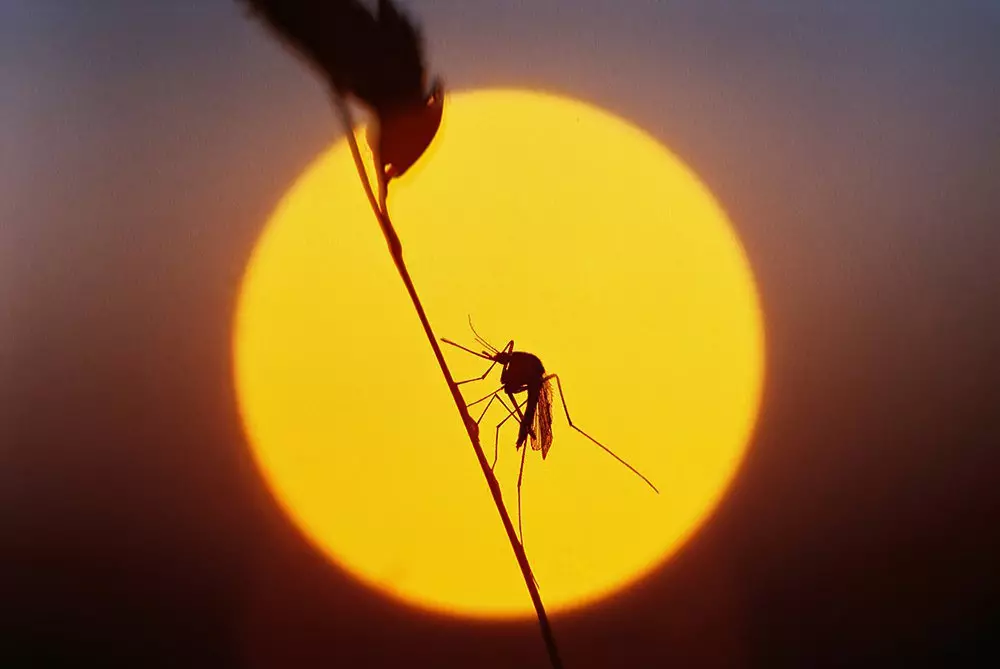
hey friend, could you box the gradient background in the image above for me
[2,1,998,666]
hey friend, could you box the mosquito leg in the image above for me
[476,390,523,425]
[507,390,538,446]
[507,392,526,421]
[460,391,517,460]
[545,374,660,494]
[466,385,504,410]
[492,397,527,470]
[455,359,499,386]
[517,442,527,546]
[494,394,525,419]
[474,392,500,424]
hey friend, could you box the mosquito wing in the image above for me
[531,378,554,459]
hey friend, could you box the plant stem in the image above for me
[332,96,563,669]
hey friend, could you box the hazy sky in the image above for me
[3,1,999,666]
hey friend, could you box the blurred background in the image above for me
[2,1,998,666]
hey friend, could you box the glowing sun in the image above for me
[234,89,764,619]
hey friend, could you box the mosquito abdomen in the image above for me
[517,386,540,448]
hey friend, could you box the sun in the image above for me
[234,89,764,619]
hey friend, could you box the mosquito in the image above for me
[443,319,659,544]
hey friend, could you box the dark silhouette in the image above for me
[444,320,660,542]
[240,0,443,204]
[240,4,563,667]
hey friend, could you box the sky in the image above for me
[2,0,999,666]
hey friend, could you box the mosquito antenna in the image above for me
[547,374,660,494]
[442,338,494,361]
[468,316,499,354]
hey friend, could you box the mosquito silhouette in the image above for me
[443,320,659,543]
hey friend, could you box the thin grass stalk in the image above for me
[331,95,563,669]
